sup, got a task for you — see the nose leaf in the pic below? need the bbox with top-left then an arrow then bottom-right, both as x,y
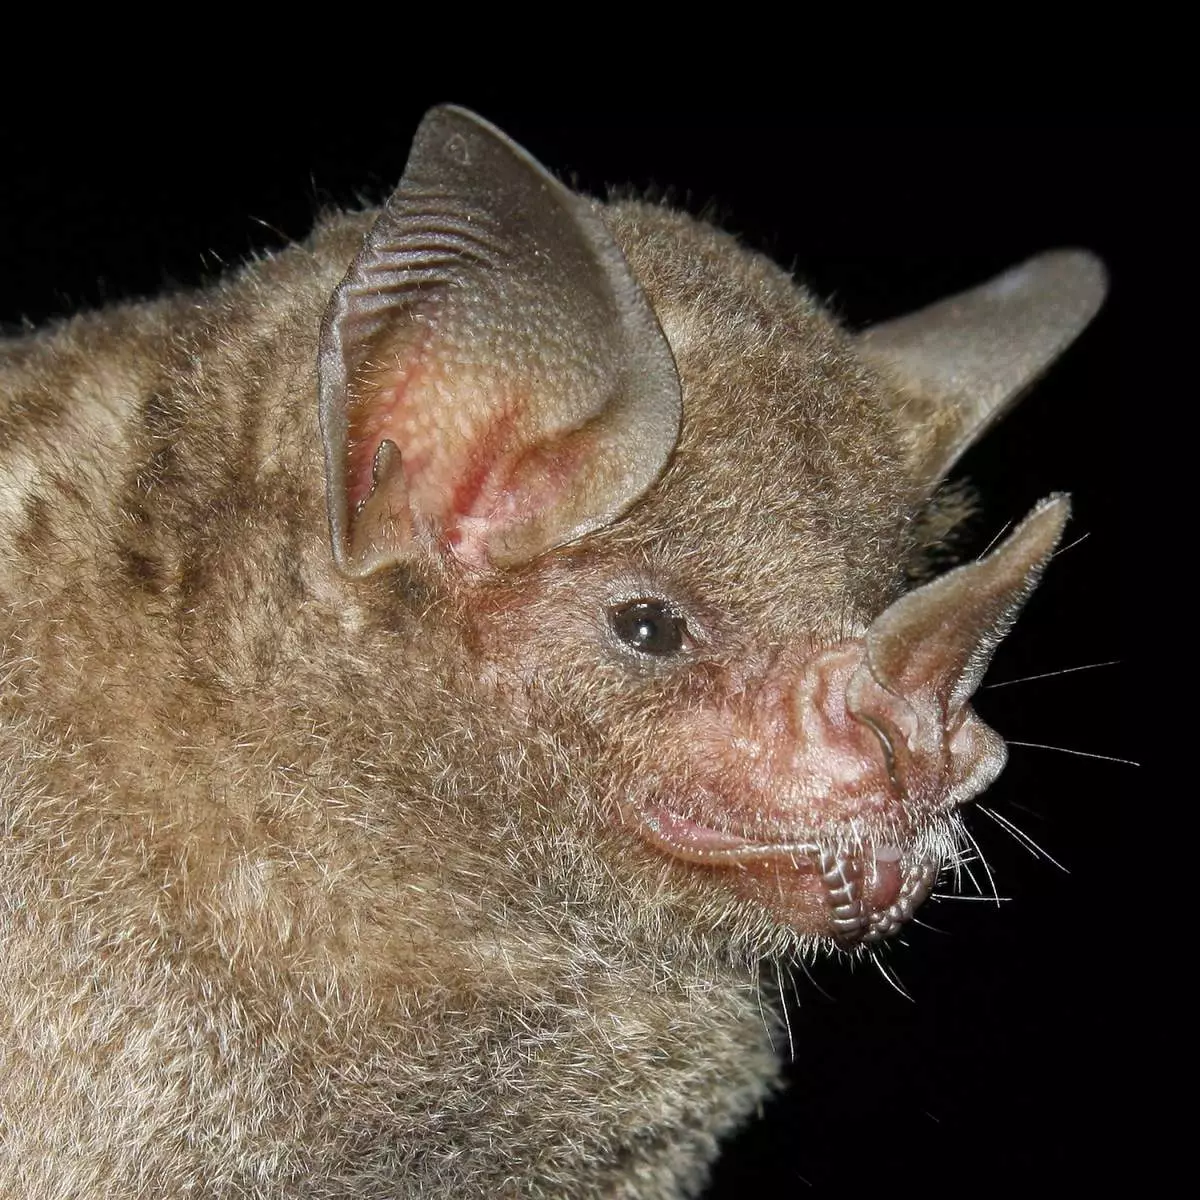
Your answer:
846,495 -> 1070,808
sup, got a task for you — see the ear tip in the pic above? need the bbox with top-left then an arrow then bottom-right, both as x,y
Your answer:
1013,492 -> 1072,554
1035,490 -> 1072,522
1023,247 -> 1110,319
1054,245 -> 1109,295
423,102 -> 483,126
417,104 -> 506,147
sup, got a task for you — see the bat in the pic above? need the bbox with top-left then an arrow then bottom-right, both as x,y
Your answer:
0,108 -> 1123,1195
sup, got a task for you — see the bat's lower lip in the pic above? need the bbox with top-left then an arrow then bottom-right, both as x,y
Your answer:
626,802 -> 940,944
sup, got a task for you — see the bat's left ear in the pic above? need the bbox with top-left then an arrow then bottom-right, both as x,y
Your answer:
317,106 -> 681,577
855,250 -> 1107,488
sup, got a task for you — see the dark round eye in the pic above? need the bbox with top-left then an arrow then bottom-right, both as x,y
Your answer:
608,599 -> 687,655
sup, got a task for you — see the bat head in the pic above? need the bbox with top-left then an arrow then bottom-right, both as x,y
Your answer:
316,107 -> 1105,952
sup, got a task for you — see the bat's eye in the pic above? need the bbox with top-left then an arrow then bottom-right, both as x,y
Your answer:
609,599 -> 687,655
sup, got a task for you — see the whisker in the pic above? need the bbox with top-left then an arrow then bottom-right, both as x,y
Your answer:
977,806 -> 1069,874
248,215 -> 294,245
978,520 -> 1013,559
960,824 -> 1001,907
947,845 -> 977,895
776,961 -> 797,1063
928,892 -> 1013,903
870,950 -> 914,1002
753,963 -> 776,1054
1052,531 -> 1091,558
794,957 -> 834,1004
985,660 -> 1121,689
1004,799 -> 1047,819
944,822 -> 973,894
908,915 -> 949,934
1007,740 -> 1140,767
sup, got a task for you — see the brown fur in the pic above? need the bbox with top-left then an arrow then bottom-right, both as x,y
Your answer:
0,147 -> 1071,1194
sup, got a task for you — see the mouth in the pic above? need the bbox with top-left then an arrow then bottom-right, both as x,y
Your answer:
628,802 -> 946,945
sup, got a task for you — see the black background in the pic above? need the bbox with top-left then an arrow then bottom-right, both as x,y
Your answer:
1,105 -> 1150,1193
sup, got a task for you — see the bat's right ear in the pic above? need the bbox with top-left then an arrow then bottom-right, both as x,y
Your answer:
855,251 -> 1108,488
317,106 -> 681,577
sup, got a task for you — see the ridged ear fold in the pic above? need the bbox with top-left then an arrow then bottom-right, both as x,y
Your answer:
856,251 -> 1107,487
318,106 -> 682,575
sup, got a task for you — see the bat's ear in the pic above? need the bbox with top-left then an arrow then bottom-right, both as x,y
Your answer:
855,251 -> 1107,487
318,106 -> 681,576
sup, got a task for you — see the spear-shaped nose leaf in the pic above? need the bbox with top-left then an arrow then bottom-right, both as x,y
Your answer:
845,496 -> 1071,807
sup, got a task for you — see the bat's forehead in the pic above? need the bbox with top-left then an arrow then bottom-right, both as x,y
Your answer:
601,202 -> 915,631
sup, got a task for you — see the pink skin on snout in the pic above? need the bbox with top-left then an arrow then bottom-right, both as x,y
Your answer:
620,641 -> 1001,944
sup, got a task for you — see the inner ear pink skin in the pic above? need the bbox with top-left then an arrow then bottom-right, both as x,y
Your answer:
347,363 -> 528,565
347,367 -> 603,571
